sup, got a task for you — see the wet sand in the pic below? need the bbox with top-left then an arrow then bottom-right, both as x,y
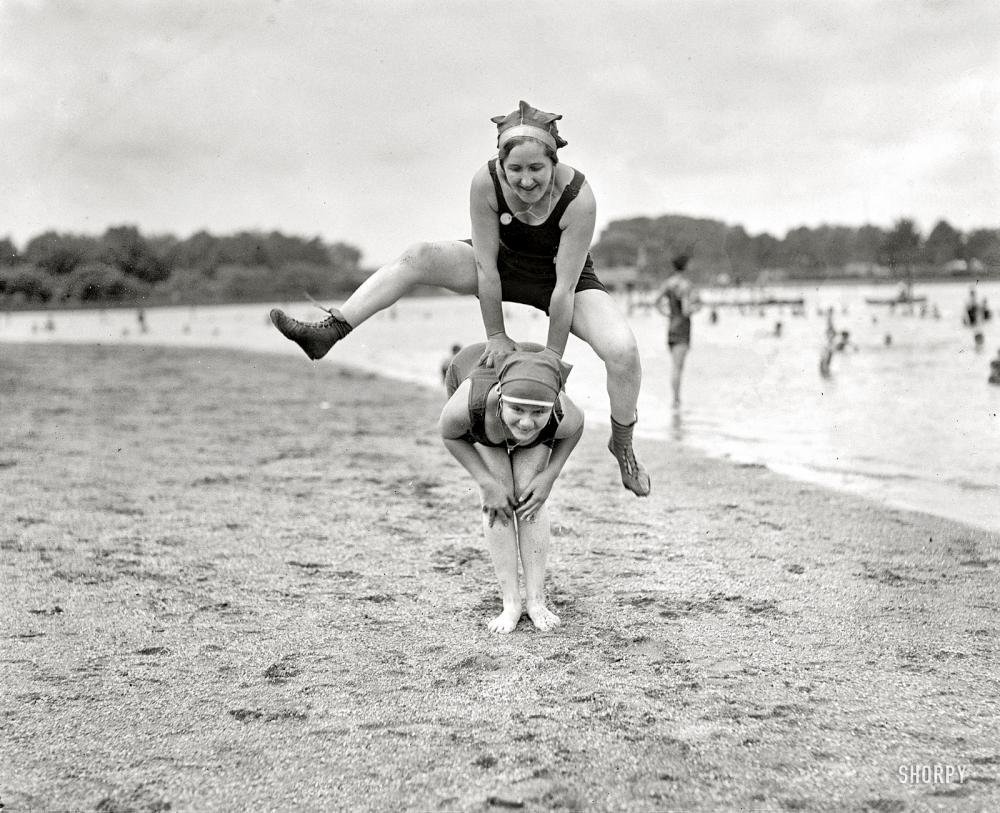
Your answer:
2,342 -> 999,811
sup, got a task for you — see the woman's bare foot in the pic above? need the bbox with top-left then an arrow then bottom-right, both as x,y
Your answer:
526,600 -> 560,631
487,602 -> 523,634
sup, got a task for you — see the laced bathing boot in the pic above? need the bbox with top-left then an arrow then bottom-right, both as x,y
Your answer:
608,415 -> 651,497
269,304 -> 353,360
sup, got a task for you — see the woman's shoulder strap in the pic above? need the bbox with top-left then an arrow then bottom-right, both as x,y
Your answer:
487,158 -> 509,214
550,167 -> 586,221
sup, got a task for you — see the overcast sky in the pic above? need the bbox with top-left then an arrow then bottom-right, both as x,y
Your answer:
2,0 -> 998,265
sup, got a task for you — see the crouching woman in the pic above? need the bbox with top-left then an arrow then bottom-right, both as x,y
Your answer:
439,342 -> 584,633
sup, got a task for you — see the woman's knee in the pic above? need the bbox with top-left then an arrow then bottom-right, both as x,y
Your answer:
397,240 -> 475,290
597,330 -> 641,375
396,241 -> 440,278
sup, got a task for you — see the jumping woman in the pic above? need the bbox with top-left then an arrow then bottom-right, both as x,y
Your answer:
270,100 -> 650,496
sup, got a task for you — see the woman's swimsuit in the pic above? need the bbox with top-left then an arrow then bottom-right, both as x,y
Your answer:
444,342 -> 563,450
665,279 -> 692,347
462,159 -> 607,313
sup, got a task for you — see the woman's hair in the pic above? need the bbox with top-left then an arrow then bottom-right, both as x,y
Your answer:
498,136 -> 559,167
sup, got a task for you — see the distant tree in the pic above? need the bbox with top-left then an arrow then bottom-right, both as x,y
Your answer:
723,225 -> 754,277
266,231 -> 331,267
213,264 -> 274,301
813,225 -> 852,269
965,228 -> 1000,266
99,225 -> 170,283
923,220 -> 963,265
782,226 -> 823,272
327,241 -> 361,273
590,232 -> 639,267
272,261 -> 342,298
151,266 -> 220,304
174,230 -> 222,272
0,237 -> 20,265
0,266 -> 56,302
60,262 -> 150,302
146,233 -> 181,272
851,224 -> 886,265
750,232 -> 781,269
217,232 -> 272,268
23,231 -> 98,275
879,219 -> 922,271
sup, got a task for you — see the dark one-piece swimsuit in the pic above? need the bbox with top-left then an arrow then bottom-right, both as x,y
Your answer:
462,159 -> 608,314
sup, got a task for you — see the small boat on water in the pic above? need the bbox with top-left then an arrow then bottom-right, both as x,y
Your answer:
701,296 -> 805,308
864,294 -> 927,305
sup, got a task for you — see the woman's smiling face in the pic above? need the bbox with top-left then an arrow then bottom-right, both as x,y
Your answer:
500,399 -> 553,444
500,140 -> 555,205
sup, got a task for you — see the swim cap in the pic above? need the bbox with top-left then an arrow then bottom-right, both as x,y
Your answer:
498,349 -> 571,407
491,100 -> 568,151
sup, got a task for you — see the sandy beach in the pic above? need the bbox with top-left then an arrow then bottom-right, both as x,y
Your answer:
2,341 -> 999,812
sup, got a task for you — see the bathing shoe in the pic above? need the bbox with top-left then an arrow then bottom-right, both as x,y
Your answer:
269,304 -> 352,360
608,415 -> 651,497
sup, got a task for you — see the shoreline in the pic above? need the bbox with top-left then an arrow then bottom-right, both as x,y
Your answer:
4,312 -> 999,537
3,342 -> 999,810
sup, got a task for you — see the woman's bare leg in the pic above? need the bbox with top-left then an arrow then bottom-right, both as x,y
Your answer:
477,445 -> 523,634
670,343 -> 689,407
570,289 -> 651,496
270,240 -> 478,360
340,241 -> 478,327
570,289 -> 641,424
511,445 -> 560,631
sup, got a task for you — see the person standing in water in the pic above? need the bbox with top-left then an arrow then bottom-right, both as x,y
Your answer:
653,253 -> 701,408
440,342 -> 583,633
268,101 -> 650,497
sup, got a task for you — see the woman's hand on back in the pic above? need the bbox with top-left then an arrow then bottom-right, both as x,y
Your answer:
479,333 -> 518,369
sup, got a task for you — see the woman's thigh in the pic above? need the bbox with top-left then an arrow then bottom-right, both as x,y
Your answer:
569,289 -> 637,360
477,444 -> 514,491
510,444 -> 552,493
670,343 -> 690,369
407,240 -> 479,294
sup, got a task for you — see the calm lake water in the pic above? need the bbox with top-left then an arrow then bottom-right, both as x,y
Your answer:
3,279 -> 998,533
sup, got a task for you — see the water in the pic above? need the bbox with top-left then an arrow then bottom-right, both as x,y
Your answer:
3,279 -> 998,532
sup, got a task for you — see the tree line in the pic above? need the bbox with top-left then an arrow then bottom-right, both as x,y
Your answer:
590,216 -> 1000,285
3,215 -> 999,307
0,226 -> 365,307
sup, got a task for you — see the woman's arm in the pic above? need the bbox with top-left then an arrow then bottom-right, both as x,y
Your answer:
547,181 -> 597,356
515,395 -> 584,519
545,395 -> 584,478
439,383 -> 515,525
652,281 -> 672,317
679,278 -> 702,316
469,165 -> 516,366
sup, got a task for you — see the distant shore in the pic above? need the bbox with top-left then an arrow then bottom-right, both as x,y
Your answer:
3,342 -> 998,810
2,273 -> 995,313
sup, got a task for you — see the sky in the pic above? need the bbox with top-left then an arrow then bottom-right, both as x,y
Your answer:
2,0 -> 998,265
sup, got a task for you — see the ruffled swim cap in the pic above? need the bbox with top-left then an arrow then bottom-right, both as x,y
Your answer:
498,348 -> 572,406
491,100 -> 568,151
